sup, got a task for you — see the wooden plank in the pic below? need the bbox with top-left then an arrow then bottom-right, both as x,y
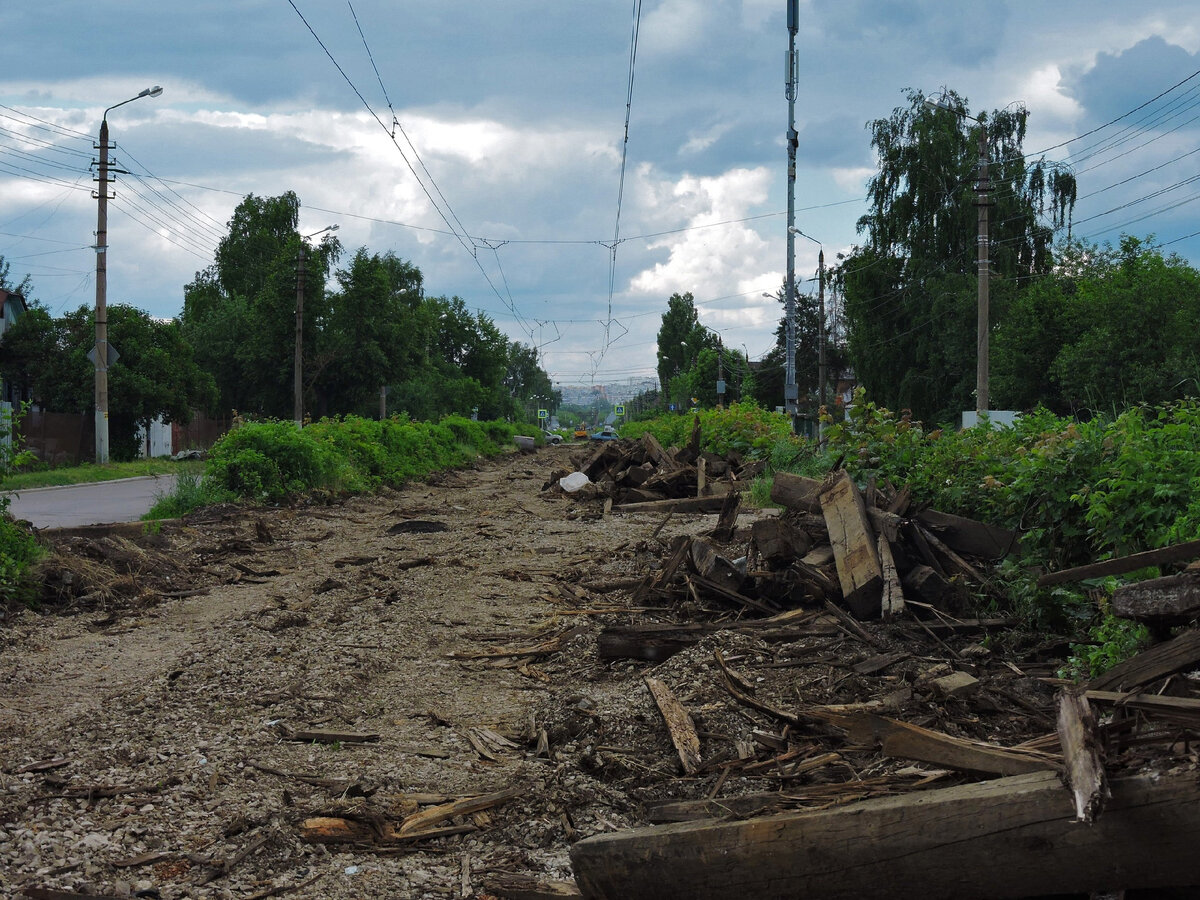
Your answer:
569,770 -> 1200,900
612,496 -> 728,514
877,534 -> 905,621
1086,628 -> 1200,692
710,490 -> 741,542
1085,689 -> 1200,727
1111,571 -> 1200,624
1056,691 -> 1108,823
818,471 -> 882,619
287,729 -> 379,744
397,786 -> 521,836
644,677 -> 702,775
815,710 -> 1057,777
481,875 -> 583,899
1038,538 -> 1200,587
597,611 -> 836,662
915,508 -> 1016,560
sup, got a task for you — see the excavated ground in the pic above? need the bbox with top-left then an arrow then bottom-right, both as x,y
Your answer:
3,444 -> 1191,899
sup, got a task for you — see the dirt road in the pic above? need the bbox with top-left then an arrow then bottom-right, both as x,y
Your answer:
0,445 -> 757,899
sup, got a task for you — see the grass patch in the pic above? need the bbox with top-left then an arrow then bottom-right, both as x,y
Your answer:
5,458 -> 203,491
145,469 -> 237,520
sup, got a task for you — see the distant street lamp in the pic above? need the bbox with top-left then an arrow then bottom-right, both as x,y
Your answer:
294,225 -> 339,425
93,85 -> 162,463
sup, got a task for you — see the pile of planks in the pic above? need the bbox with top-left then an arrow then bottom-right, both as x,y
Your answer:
609,468 -> 1017,652
546,427 -> 766,511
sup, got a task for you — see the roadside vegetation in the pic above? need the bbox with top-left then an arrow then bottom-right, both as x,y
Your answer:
4,458 -> 203,491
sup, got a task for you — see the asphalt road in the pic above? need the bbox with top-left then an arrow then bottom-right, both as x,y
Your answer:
3,475 -> 179,529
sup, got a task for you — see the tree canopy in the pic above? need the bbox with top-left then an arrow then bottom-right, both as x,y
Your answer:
838,88 -> 1076,422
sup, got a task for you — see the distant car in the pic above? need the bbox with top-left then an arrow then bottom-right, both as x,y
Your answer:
589,426 -> 620,441
542,429 -> 563,445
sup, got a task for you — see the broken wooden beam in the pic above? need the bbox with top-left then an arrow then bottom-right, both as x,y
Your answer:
644,677 -> 702,775
1111,571 -> 1200,625
1056,690 -> 1108,823
612,496 -> 728,514
1038,538 -> 1200,587
819,471 -> 882,619
1086,628 -> 1200,692
877,534 -> 905,621
1084,689 -> 1200,727
768,472 -> 823,513
813,710 -> 1058,777
569,770 -> 1200,900
915,508 -> 1016,560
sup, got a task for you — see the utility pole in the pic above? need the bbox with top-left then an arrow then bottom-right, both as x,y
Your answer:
93,86 -> 162,464
294,225 -> 338,426
716,336 -> 725,409
783,0 -> 800,427
294,242 -> 306,426
975,122 -> 990,415
817,248 -> 826,443
94,118 -> 112,464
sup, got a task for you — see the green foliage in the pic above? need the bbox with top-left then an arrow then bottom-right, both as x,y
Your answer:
0,404 -> 43,606
207,420 -> 345,502
822,390 -> 1200,658
621,403 -> 804,460
1063,609 -> 1151,680
839,87 -> 1075,422
145,469 -> 236,520
204,414 -> 518,503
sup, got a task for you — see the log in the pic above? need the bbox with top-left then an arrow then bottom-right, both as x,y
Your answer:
768,472 -> 823,513
569,770 -> 1200,900
639,432 -> 674,469
644,677 -> 702,775
1038,538 -> 1200,587
1086,628 -> 1200,692
750,518 -> 810,564
818,471 -> 882,619
1056,690 -> 1108,823
1111,571 -> 1200,625
710,490 -> 741,542
901,564 -> 953,609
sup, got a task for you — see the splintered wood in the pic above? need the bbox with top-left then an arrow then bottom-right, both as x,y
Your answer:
644,677 -> 702,775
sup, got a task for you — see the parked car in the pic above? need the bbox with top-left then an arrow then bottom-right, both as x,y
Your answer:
542,429 -> 563,445
589,426 -> 620,441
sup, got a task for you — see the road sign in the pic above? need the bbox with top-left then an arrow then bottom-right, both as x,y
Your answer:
86,344 -> 120,366
537,408 -> 548,419
614,404 -> 625,416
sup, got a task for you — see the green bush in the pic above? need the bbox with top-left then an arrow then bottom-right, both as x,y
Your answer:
146,469 -> 237,520
621,403 -> 804,461
204,414 -> 519,503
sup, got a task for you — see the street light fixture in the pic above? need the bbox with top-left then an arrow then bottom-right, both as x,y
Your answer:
294,224 -> 339,425
926,94 -> 991,416
93,85 -> 162,463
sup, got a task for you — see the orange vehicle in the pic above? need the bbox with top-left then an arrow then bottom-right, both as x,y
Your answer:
573,425 -> 590,440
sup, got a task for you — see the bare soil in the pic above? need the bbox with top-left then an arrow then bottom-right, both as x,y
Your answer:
0,445 -> 778,899
2,444 -> 1192,899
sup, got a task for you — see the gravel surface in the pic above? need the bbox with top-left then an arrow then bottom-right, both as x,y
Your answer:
0,445 -> 760,899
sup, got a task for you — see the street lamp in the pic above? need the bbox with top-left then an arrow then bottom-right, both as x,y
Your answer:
926,94 -> 990,416
295,225 -> 339,425
93,85 -> 162,463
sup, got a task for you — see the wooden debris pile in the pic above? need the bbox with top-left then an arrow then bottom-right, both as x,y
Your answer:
544,428 -> 766,511
603,469 -> 1017,657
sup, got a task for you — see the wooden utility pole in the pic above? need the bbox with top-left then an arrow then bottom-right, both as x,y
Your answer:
94,118 -> 112,463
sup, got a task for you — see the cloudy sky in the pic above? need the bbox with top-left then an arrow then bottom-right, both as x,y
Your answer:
3,1 -> 1200,394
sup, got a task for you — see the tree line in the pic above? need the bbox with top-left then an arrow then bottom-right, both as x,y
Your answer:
655,88 -> 1200,426
0,191 -> 556,460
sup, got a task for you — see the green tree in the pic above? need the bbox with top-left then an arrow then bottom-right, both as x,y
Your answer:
994,237 -> 1200,414
839,88 -> 1076,422
315,249 -> 424,417
180,192 -> 340,417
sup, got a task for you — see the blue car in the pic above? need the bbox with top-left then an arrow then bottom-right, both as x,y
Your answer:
589,426 -> 620,441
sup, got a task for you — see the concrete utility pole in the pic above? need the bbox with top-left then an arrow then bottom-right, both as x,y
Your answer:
927,95 -> 991,417
93,86 -> 161,463
294,225 -> 338,426
817,248 -> 826,442
975,123 -> 990,415
783,0 -> 800,425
